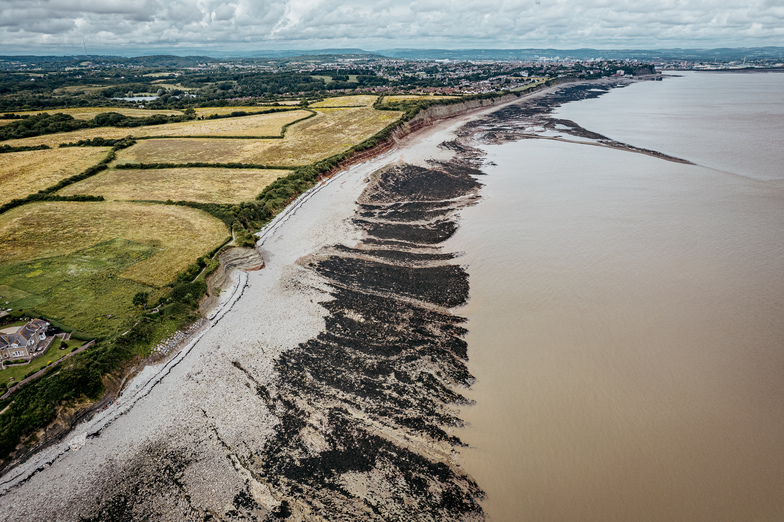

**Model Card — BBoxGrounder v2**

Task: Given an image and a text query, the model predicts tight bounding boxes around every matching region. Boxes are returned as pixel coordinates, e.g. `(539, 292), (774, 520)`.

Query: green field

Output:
(0, 239), (156, 337)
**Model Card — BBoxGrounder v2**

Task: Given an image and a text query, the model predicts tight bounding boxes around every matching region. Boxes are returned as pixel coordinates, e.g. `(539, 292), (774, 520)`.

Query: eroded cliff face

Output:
(200, 247), (264, 316)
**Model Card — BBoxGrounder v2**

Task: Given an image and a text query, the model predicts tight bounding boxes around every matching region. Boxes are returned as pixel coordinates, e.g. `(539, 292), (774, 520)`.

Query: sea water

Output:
(453, 71), (784, 521)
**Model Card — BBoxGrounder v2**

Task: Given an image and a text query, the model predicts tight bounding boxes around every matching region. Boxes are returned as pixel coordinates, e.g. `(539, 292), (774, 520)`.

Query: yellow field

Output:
(2, 110), (312, 147)
(60, 167), (290, 204)
(114, 139), (271, 165)
(0, 201), (227, 286)
(0, 119), (15, 126)
(193, 106), (288, 116)
(2, 127), (139, 148)
(8, 107), (182, 120)
(116, 107), (402, 166)
(310, 95), (380, 108)
(252, 107), (400, 165)
(141, 110), (310, 137)
(0, 147), (110, 205)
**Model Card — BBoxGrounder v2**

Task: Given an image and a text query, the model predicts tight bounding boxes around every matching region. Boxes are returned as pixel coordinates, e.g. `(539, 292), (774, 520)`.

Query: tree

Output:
(132, 291), (150, 310)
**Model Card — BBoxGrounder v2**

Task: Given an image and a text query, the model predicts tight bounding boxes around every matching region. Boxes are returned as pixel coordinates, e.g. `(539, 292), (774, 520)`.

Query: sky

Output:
(1, 0), (783, 55)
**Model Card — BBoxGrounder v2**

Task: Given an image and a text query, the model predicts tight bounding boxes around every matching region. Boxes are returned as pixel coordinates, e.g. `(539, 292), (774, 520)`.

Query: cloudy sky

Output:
(1, 0), (782, 55)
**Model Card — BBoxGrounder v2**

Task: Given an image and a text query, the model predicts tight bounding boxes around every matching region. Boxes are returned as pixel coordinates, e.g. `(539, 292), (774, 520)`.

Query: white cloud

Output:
(0, 0), (782, 54)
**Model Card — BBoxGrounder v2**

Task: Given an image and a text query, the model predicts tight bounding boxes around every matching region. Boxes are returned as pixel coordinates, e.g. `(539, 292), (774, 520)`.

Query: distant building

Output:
(0, 319), (49, 359)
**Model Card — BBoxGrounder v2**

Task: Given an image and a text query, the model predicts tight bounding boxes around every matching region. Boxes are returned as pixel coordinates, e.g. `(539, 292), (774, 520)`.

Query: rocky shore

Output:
(461, 79), (693, 164)
(247, 156), (489, 520)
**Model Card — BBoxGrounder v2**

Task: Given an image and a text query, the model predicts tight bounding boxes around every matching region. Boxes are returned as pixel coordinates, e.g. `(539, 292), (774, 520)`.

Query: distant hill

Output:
(2, 47), (782, 64)
(376, 47), (784, 61)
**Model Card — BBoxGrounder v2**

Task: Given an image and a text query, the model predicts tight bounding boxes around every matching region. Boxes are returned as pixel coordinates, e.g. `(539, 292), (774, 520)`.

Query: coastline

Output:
(0, 83), (538, 518)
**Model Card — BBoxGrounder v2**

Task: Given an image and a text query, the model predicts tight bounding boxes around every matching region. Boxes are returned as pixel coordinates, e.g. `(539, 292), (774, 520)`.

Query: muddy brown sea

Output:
(453, 71), (784, 521)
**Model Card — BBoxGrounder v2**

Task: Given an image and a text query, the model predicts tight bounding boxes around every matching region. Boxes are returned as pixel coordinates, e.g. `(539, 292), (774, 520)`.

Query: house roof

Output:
(0, 333), (24, 349)
(0, 319), (48, 347)
(29, 319), (48, 329)
(18, 325), (37, 341)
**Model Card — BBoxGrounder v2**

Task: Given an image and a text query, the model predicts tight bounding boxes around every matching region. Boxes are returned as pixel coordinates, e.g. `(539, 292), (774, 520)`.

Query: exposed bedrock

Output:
(460, 81), (693, 164)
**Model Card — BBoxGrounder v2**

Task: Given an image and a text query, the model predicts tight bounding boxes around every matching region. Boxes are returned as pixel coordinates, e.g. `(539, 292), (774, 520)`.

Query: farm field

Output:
(0, 201), (228, 335)
(60, 167), (292, 204)
(114, 138), (266, 164)
(7, 107), (183, 120)
(243, 107), (401, 165)
(116, 107), (402, 166)
(193, 106), (292, 116)
(310, 95), (379, 107)
(2, 109), (311, 147)
(3, 127), (144, 148)
(0, 147), (110, 205)
(0, 201), (228, 286)
(134, 109), (311, 137)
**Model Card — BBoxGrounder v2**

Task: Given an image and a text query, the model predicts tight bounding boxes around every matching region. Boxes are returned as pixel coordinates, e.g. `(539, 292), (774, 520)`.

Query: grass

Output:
(7, 108), (183, 120)
(0, 239), (156, 337)
(246, 107), (401, 165)
(114, 138), (268, 164)
(2, 110), (311, 147)
(0, 120), (15, 127)
(53, 85), (112, 94)
(150, 83), (198, 91)
(310, 95), (379, 108)
(193, 106), (285, 116)
(0, 285), (37, 309)
(512, 78), (547, 92)
(0, 147), (111, 206)
(0, 339), (85, 384)
(0, 201), (228, 287)
(60, 167), (292, 204)
(116, 107), (402, 167)
(134, 110), (311, 137)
